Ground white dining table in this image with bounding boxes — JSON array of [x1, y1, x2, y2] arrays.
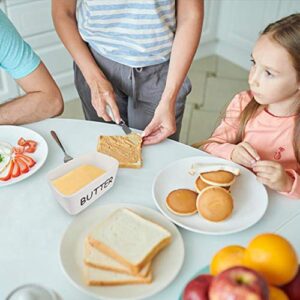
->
[[1, 118, 300, 300]]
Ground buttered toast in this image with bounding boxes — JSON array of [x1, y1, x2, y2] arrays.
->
[[97, 133, 142, 168]]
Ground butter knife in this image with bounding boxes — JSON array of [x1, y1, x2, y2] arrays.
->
[[118, 119, 132, 135], [106, 105, 132, 135]]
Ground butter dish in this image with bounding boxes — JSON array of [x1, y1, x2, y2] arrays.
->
[[47, 152, 119, 215]]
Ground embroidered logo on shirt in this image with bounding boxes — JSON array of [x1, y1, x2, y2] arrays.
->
[[274, 147, 285, 160]]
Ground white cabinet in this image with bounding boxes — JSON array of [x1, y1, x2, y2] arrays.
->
[[215, 0, 300, 69], [195, 0, 220, 58], [0, 70, 19, 103]]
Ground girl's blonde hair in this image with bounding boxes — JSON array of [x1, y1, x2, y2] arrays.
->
[[197, 14, 300, 163]]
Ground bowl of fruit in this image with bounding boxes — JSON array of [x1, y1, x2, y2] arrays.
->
[[181, 233, 299, 300]]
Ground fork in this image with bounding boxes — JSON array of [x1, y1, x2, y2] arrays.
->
[[50, 130, 73, 163]]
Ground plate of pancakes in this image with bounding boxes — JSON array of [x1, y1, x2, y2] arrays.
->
[[152, 156, 268, 235]]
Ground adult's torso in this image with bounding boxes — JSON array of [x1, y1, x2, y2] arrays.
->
[[77, 0, 176, 67]]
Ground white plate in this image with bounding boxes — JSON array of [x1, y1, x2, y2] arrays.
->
[[0, 125, 48, 187], [152, 156, 268, 235], [59, 203, 185, 300]]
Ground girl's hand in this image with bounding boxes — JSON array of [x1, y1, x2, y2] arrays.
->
[[231, 142, 260, 168], [88, 77, 121, 123], [253, 160, 294, 193]]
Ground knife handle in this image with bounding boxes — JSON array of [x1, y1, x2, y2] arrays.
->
[[106, 105, 115, 122]]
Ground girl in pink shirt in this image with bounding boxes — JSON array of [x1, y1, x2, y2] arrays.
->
[[199, 14, 300, 199]]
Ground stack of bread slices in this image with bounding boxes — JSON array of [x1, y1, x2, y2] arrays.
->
[[83, 208, 172, 286]]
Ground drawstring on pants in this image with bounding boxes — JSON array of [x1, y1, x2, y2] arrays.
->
[[128, 67, 143, 108]]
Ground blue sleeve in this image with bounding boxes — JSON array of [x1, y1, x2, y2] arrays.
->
[[0, 9, 41, 79]]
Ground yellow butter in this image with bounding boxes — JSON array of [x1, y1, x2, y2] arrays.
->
[[52, 164, 105, 196]]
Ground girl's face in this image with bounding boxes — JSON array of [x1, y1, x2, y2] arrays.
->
[[248, 34, 300, 116]]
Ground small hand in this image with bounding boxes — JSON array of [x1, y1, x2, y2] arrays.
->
[[253, 160, 293, 193], [89, 78, 121, 123], [142, 103, 176, 145], [231, 142, 260, 168]]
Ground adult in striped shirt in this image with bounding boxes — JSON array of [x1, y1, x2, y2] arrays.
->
[[52, 0, 203, 144]]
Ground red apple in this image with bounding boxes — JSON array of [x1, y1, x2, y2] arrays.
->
[[281, 265, 300, 300], [209, 266, 269, 300], [183, 274, 213, 300]]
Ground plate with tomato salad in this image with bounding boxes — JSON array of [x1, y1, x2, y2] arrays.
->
[[0, 125, 48, 187]]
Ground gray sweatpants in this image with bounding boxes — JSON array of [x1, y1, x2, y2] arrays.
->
[[74, 47, 192, 141]]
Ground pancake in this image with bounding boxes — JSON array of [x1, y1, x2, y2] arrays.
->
[[194, 176, 210, 192], [166, 189, 198, 216], [196, 186, 233, 222], [195, 176, 230, 193], [200, 170, 236, 187]]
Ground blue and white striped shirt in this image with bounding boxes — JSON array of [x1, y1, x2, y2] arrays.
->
[[77, 0, 176, 67]]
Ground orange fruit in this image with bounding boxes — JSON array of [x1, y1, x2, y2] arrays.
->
[[210, 245, 246, 276], [269, 286, 289, 300], [244, 233, 298, 286]]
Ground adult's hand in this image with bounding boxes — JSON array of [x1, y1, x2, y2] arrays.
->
[[142, 103, 176, 145], [52, 0, 120, 124], [142, 0, 203, 145], [88, 76, 121, 123]]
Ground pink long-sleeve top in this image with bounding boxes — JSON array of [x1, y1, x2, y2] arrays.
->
[[202, 91, 300, 199]]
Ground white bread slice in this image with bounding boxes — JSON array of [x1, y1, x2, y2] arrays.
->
[[88, 208, 172, 275], [84, 239, 151, 277], [97, 133, 142, 168], [84, 264, 152, 286]]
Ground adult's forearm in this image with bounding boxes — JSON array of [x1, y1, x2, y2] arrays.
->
[[52, 9, 106, 84], [162, 8, 204, 107], [0, 92, 62, 125]]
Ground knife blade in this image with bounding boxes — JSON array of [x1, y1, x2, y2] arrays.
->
[[106, 105, 132, 134], [119, 119, 132, 135]]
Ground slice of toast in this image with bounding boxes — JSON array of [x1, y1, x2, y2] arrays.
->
[[97, 133, 142, 168], [84, 239, 151, 277], [87, 208, 172, 275], [84, 264, 152, 286]]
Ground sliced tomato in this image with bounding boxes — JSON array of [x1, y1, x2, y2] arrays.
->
[[24, 144, 37, 153], [15, 157, 29, 174], [11, 159, 21, 178], [13, 146, 25, 154], [15, 154, 36, 168], [27, 140, 37, 147], [18, 137, 27, 146], [17, 138, 37, 153], [0, 161, 14, 181]]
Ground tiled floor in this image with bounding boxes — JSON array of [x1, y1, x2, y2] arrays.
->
[[60, 55, 249, 145]]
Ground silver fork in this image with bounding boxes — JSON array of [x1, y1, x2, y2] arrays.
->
[[50, 130, 73, 163]]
